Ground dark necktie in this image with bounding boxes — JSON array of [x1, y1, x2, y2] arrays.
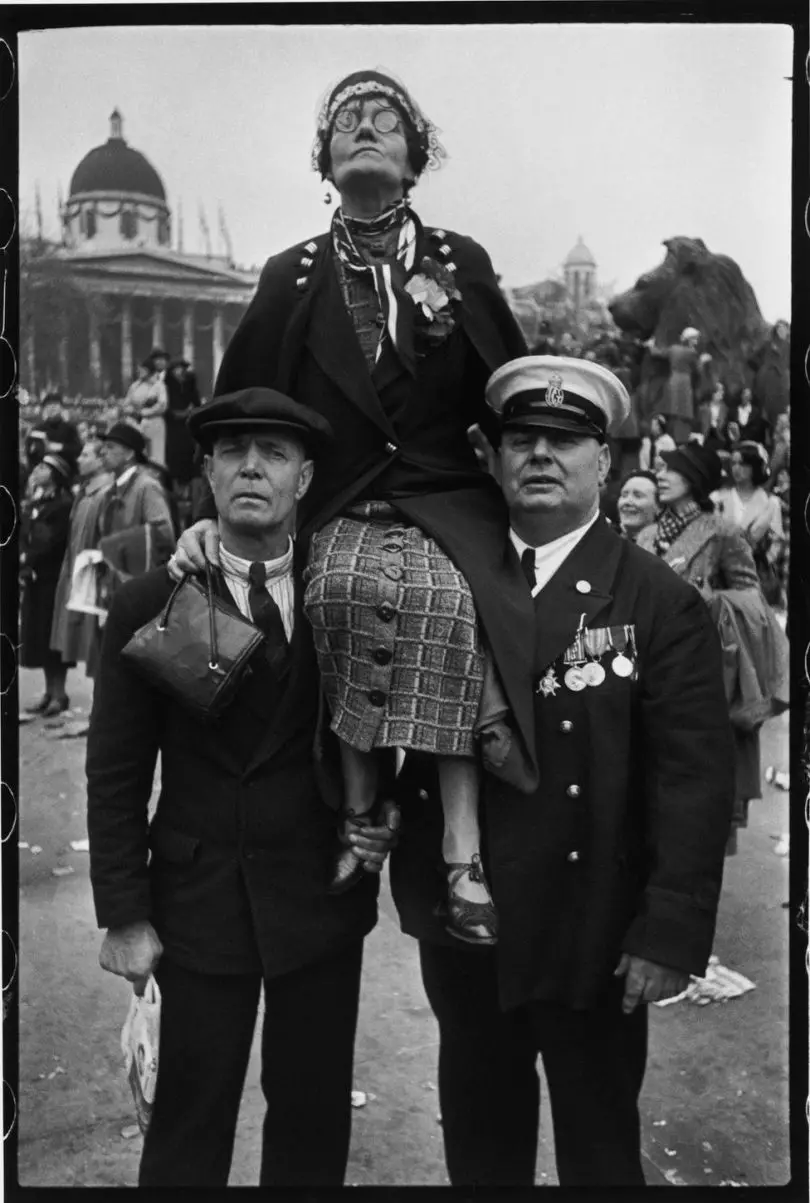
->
[[248, 561, 289, 672], [520, 547, 536, 592]]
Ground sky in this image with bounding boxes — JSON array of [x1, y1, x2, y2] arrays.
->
[[18, 21, 793, 321]]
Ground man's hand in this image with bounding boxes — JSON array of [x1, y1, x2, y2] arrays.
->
[[348, 799, 401, 875], [99, 920, 163, 995], [614, 954, 689, 1014], [169, 519, 220, 580]]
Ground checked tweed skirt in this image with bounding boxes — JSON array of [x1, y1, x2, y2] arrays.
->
[[303, 503, 484, 755]]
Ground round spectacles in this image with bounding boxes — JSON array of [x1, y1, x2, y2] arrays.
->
[[333, 106, 401, 135]]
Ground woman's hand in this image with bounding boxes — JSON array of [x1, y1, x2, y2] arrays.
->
[[347, 799, 401, 874], [168, 519, 219, 581]]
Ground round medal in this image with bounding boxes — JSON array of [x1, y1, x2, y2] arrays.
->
[[582, 661, 606, 687], [612, 654, 633, 678], [564, 667, 587, 692]]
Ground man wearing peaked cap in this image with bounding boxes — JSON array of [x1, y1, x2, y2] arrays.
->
[[389, 353, 735, 1186]]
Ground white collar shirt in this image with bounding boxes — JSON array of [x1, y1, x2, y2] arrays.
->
[[114, 464, 139, 490], [509, 511, 600, 597], [218, 538, 295, 641]]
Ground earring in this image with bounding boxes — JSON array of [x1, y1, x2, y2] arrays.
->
[[323, 188, 333, 205]]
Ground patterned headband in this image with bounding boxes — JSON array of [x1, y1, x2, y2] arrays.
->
[[311, 75, 447, 175]]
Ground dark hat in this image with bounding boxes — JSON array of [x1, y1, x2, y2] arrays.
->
[[149, 347, 169, 361], [42, 391, 63, 404], [41, 453, 75, 483], [188, 387, 334, 457], [170, 357, 190, 370], [485, 355, 631, 443], [100, 422, 148, 462], [660, 444, 723, 501]]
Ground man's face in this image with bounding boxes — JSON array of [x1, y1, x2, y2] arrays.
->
[[42, 401, 62, 422], [740, 388, 753, 406], [205, 430, 313, 536], [101, 440, 134, 476], [329, 97, 412, 196], [617, 475, 659, 535], [498, 425, 610, 525], [77, 441, 104, 478], [152, 356, 168, 374]]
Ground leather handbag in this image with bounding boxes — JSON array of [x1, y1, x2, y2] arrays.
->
[[121, 563, 264, 721]]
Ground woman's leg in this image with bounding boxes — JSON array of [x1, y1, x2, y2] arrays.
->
[[438, 756, 490, 905]]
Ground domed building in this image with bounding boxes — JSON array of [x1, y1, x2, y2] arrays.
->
[[563, 235, 597, 312], [28, 110, 258, 398]]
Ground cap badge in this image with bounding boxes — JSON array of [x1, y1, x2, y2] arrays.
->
[[546, 373, 565, 407]]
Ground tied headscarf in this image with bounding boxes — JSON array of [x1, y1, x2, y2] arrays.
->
[[654, 500, 703, 556], [331, 199, 419, 375]]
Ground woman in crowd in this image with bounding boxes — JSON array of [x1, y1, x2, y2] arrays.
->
[[637, 443, 788, 852], [696, 380, 731, 452], [21, 454, 77, 716], [124, 355, 168, 465], [713, 441, 784, 605], [647, 326, 704, 444], [165, 357, 202, 529], [615, 469, 660, 542], [638, 412, 675, 470], [49, 438, 114, 681], [179, 67, 534, 943]]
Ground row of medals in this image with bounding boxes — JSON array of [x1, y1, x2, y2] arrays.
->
[[561, 624, 638, 692]]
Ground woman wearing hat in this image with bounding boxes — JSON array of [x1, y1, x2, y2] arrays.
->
[[712, 441, 784, 604], [637, 443, 787, 850], [124, 355, 168, 466], [646, 327, 708, 444], [182, 68, 533, 943], [20, 454, 77, 717]]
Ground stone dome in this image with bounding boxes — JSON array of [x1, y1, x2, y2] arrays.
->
[[69, 110, 166, 201], [564, 236, 596, 268]]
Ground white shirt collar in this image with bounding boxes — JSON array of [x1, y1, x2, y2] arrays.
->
[[219, 537, 294, 584], [115, 464, 139, 488], [509, 509, 600, 561]]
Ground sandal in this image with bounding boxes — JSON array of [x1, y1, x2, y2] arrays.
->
[[444, 853, 498, 946]]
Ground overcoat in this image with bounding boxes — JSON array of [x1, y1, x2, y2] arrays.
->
[[50, 471, 113, 664], [390, 517, 735, 1012], [210, 223, 540, 783], [86, 564, 376, 979], [96, 465, 176, 552], [20, 489, 74, 667]]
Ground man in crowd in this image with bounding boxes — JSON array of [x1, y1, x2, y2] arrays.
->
[[24, 392, 82, 477], [96, 422, 175, 580], [390, 356, 735, 1186], [87, 388, 399, 1188]]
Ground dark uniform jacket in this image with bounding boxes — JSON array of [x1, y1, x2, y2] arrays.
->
[[86, 564, 377, 980], [390, 517, 735, 1012], [209, 223, 540, 784]]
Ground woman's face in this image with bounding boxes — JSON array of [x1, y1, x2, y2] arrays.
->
[[328, 97, 412, 197], [617, 475, 660, 535], [656, 464, 694, 507], [29, 463, 52, 491], [730, 452, 753, 486], [712, 383, 725, 403], [650, 416, 663, 438]]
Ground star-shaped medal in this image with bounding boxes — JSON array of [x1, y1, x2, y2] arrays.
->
[[537, 668, 561, 697]]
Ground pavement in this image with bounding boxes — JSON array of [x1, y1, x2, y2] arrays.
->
[[10, 667, 792, 1188]]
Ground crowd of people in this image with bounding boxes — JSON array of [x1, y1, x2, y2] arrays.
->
[[20, 65, 790, 1191], [18, 353, 202, 715]]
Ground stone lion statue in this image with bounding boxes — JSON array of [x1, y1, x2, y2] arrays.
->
[[609, 237, 789, 423]]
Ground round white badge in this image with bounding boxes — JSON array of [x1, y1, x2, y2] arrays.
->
[[582, 661, 606, 687], [564, 667, 587, 692], [612, 654, 633, 678], [575, 580, 592, 594]]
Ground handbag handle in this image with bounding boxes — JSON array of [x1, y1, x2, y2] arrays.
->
[[157, 564, 221, 672]]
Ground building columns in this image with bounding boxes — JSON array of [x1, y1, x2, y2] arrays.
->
[[121, 298, 133, 387], [152, 300, 165, 351], [182, 302, 195, 363], [212, 306, 224, 381], [89, 308, 102, 393]]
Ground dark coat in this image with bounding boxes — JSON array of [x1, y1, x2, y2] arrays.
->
[[729, 402, 770, 448], [165, 371, 202, 484], [390, 517, 735, 1012], [86, 564, 377, 980], [211, 223, 541, 786], [24, 417, 82, 471], [20, 489, 74, 667]]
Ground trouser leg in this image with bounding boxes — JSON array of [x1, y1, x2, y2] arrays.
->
[[529, 979, 648, 1186], [258, 940, 364, 1186], [138, 958, 261, 1187], [419, 941, 539, 1186]]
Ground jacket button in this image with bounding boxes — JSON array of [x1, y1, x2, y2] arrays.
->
[[567, 850, 580, 863], [377, 603, 396, 622], [368, 689, 386, 707], [385, 441, 398, 454], [560, 720, 574, 734], [372, 647, 392, 666], [375, 313, 386, 327], [566, 784, 581, 798]]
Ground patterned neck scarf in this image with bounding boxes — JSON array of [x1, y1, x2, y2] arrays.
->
[[654, 500, 703, 556], [331, 200, 418, 374]]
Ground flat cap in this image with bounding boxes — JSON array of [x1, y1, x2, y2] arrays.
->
[[188, 387, 334, 455], [485, 355, 631, 442]]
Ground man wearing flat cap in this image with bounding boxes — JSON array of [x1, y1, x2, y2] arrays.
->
[[87, 389, 399, 1187], [390, 357, 735, 1186]]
